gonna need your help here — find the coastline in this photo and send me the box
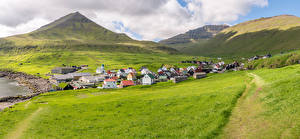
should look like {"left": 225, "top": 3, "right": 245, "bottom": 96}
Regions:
{"left": 0, "top": 71, "right": 52, "bottom": 111}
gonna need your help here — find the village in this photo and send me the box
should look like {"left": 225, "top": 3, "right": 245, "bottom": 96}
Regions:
{"left": 48, "top": 59, "right": 248, "bottom": 91}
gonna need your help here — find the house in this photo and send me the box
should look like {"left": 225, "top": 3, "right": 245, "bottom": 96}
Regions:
{"left": 120, "top": 80, "right": 135, "bottom": 88}
{"left": 96, "top": 64, "right": 106, "bottom": 74}
{"left": 79, "top": 76, "right": 105, "bottom": 83}
{"left": 157, "top": 75, "right": 168, "bottom": 82}
{"left": 125, "top": 68, "right": 136, "bottom": 74}
{"left": 58, "top": 83, "right": 74, "bottom": 90}
{"left": 103, "top": 79, "right": 118, "bottom": 89}
{"left": 193, "top": 72, "right": 207, "bottom": 79}
{"left": 194, "top": 66, "right": 202, "bottom": 73}
{"left": 50, "top": 73, "right": 91, "bottom": 84}
{"left": 142, "top": 74, "right": 155, "bottom": 85}
{"left": 141, "top": 68, "right": 151, "bottom": 75}
{"left": 50, "top": 74, "right": 73, "bottom": 84}
{"left": 171, "top": 76, "right": 188, "bottom": 83}
{"left": 117, "top": 69, "right": 128, "bottom": 78}
{"left": 181, "top": 68, "right": 188, "bottom": 75}
{"left": 127, "top": 73, "right": 137, "bottom": 81}
{"left": 68, "top": 73, "right": 91, "bottom": 81}
{"left": 51, "top": 67, "right": 76, "bottom": 74}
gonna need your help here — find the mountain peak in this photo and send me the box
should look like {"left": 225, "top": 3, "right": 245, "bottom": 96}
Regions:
{"left": 17, "top": 12, "right": 133, "bottom": 42}
{"left": 159, "top": 25, "right": 229, "bottom": 45}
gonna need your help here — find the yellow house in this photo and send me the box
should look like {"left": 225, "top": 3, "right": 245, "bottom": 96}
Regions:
{"left": 127, "top": 73, "right": 137, "bottom": 81}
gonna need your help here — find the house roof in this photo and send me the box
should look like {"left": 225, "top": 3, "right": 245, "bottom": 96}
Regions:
{"left": 127, "top": 73, "right": 135, "bottom": 77}
{"left": 111, "top": 76, "right": 118, "bottom": 80}
{"left": 145, "top": 73, "right": 155, "bottom": 79}
{"left": 121, "top": 80, "right": 135, "bottom": 86}
{"left": 104, "top": 79, "right": 116, "bottom": 82}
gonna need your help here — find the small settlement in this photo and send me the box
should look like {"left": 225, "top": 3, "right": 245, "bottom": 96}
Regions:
{"left": 49, "top": 60, "right": 248, "bottom": 91}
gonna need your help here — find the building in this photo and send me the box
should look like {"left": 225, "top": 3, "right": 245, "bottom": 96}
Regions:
{"left": 51, "top": 67, "right": 76, "bottom": 74}
{"left": 171, "top": 76, "right": 188, "bottom": 83}
{"left": 127, "top": 73, "right": 137, "bottom": 81}
{"left": 193, "top": 72, "right": 207, "bottom": 79}
{"left": 79, "top": 76, "right": 105, "bottom": 83}
{"left": 50, "top": 73, "right": 91, "bottom": 84}
{"left": 142, "top": 74, "right": 155, "bottom": 85}
{"left": 157, "top": 75, "right": 168, "bottom": 82}
{"left": 141, "top": 68, "right": 151, "bottom": 75}
{"left": 50, "top": 74, "right": 73, "bottom": 84}
{"left": 68, "top": 73, "right": 91, "bottom": 81}
{"left": 120, "top": 80, "right": 135, "bottom": 88}
{"left": 96, "top": 64, "right": 106, "bottom": 74}
{"left": 103, "top": 79, "right": 118, "bottom": 89}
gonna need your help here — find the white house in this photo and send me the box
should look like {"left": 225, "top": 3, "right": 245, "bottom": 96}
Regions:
{"left": 103, "top": 79, "right": 117, "bottom": 89}
{"left": 96, "top": 64, "right": 106, "bottom": 74}
{"left": 141, "top": 68, "right": 151, "bottom": 75}
{"left": 79, "top": 76, "right": 105, "bottom": 83}
{"left": 142, "top": 74, "right": 155, "bottom": 85}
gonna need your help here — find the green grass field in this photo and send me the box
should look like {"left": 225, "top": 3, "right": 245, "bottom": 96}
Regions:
{"left": 1, "top": 63, "right": 300, "bottom": 138}
{"left": 0, "top": 50, "right": 206, "bottom": 77}
{"left": 0, "top": 72, "right": 247, "bottom": 138}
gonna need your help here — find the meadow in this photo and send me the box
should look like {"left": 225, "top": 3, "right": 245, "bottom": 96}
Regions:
{"left": 1, "top": 63, "right": 300, "bottom": 138}
{"left": 0, "top": 72, "right": 247, "bottom": 138}
{"left": 0, "top": 49, "right": 205, "bottom": 78}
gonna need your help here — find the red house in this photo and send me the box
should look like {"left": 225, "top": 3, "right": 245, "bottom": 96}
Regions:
{"left": 120, "top": 80, "right": 135, "bottom": 88}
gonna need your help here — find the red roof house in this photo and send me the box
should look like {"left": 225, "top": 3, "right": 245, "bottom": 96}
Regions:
{"left": 120, "top": 80, "right": 135, "bottom": 88}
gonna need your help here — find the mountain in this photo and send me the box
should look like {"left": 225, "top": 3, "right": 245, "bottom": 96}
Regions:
{"left": 159, "top": 25, "right": 229, "bottom": 45}
{"left": 3, "top": 12, "right": 132, "bottom": 45}
{"left": 178, "top": 15, "right": 300, "bottom": 57}
{"left": 0, "top": 12, "right": 177, "bottom": 54}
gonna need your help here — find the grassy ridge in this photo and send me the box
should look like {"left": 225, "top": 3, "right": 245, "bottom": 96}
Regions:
{"left": 0, "top": 72, "right": 246, "bottom": 138}
{"left": 246, "top": 50, "right": 300, "bottom": 69}
{"left": 177, "top": 15, "right": 300, "bottom": 57}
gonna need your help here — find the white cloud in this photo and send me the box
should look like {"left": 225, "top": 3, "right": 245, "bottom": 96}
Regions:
{"left": 0, "top": 0, "right": 268, "bottom": 40}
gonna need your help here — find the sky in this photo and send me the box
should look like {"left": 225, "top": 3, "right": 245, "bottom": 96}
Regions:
{"left": 0, "top": 0, "right": 299, "bottom": 41}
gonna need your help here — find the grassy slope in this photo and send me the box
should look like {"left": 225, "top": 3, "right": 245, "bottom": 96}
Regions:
{"left": 0, "top": 50, "right": 205, "bottom": 77}
{"left": 246, "top": 50, "right": 300, "bottom": 69}
{"left": 179, "top": 15, "right": 300, "bottom": 57}
{"left": 1, "top": 64, "right": 300, "bottom": 138}
{"left": 0, "top": 72, "right": 246, "bottom": 138}
{"left": 222, "top": 65, "right": 300, "bottom": 138}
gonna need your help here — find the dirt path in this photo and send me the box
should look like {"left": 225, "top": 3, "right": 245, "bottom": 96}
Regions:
{"left": 4, "top": 107, "right": 43, "bottom": 139}
{"left": 221, "top": 73, "right": 267, "bottom": 139}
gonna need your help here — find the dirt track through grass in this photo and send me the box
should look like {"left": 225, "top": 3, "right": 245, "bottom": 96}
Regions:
{"left": 221, "top": 73, "right": 266, "bottom": 139}
{"left": 4, "top": 107, "right": 44, "bottom": 139}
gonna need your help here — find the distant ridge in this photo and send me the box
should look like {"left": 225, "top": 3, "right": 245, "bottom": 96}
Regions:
{"left": 178, "top": 15, "right": 300, "bottom": 57}
{"left": 159, "top": 25, "right": 229, "bottom": 45}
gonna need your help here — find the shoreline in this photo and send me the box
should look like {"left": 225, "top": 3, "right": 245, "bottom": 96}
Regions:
{"left": 0, "top": 71, "right": 52, "bottom": 111}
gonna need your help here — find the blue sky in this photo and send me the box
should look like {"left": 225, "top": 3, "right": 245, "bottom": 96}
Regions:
{"left": 177, "top": 0, "right": 300, "bottom": 25}
{"left": 232, "top": 0, "right": 300, "bottom": 25}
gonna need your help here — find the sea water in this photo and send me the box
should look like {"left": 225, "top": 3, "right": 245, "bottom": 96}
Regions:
{"left": 0, "top": 78, "right": 30, "bottom": 98}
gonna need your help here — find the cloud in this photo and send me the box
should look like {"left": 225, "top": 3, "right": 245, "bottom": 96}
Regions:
{"left": 0, "top": 0, "right": 268, "bottom": 40}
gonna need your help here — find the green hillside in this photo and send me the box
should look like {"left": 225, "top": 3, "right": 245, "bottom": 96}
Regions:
{"left": 0, "top": 12, "right": 177, "bottom": 54}
{"left": 178, "top": 15, "right": 300, "bottom": 57}
{"left": 1, "top": 64, "right": 300, "bottom": 138}
{"left": 0, "top": 50, "right": 201, "bottom": 77}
